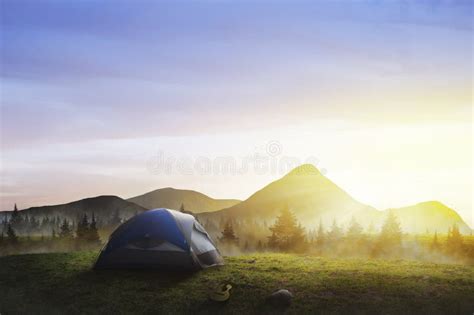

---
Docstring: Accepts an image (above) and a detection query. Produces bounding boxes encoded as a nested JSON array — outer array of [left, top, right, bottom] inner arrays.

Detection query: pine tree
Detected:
[[267, 231, 278, 248], [6, 224, 18, 244], [268, 206, 306, 251], [446, 224, 463, 254], [316, 219, 325, 248], [379, 211, 402, 246], [76, 214, 89, 241], [430, 231, 440, 251], [346, 217, 363, 239], [87, 213, 100, 243], [327, 219, 343, 242], [220, 221, 238, 244], [59, 219, 73, 239], [10, 203, 21, 226], [52, 228, 57, 239]]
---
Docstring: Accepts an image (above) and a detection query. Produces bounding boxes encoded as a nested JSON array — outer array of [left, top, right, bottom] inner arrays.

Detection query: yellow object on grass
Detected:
[[209, 284, 232, 302]]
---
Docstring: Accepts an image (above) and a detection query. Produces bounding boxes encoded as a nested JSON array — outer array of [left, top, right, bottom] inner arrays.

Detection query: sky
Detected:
[[0, 0, 472, 227]]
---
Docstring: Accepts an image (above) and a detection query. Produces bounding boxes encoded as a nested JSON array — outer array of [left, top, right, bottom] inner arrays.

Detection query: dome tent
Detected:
[[94, 208, 223, 270]]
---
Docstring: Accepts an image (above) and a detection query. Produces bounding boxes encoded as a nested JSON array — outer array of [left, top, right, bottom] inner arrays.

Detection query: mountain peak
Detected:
[[415, 201, 445, 208], [285, 164, 321, 177]]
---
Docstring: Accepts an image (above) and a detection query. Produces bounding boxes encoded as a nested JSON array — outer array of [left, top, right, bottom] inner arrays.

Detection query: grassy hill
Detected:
[[199, 164, 472, 235], [1, 252, 473, 314], [2, 165, 471, 237], [128, 187, 241, 213], [391, 201, 472, 234], [0, 195, 147, 221]]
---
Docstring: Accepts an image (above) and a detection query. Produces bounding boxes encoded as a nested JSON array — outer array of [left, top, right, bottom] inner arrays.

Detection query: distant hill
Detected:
[[127, 187, 241, 213], [0, 195, 146, 221], [391, 201, 472, 234], [199, 164, 381, 228], [1, 167, 470, 235], [199, 164, 472, 234]]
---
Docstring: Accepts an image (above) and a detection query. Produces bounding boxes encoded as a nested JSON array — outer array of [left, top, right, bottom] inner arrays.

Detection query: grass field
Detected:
[[0, 252, 473, 314]]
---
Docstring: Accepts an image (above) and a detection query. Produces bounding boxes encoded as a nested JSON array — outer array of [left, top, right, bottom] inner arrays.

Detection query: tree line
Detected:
[[0, 206, 129, 254], [216, 206, 473, 263], [2, 203, 472, 263], [1, 213, 100, 245]]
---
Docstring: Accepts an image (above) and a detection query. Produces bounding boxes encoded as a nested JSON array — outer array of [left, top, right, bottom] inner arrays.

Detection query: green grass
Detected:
[[0, 252, 473, 314]]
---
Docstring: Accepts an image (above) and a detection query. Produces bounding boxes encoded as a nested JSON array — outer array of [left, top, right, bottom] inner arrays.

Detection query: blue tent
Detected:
[[94, 209, 223, 270]]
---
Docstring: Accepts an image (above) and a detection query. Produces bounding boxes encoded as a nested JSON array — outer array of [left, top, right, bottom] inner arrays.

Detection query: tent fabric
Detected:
[[94, 208, 223, 270]]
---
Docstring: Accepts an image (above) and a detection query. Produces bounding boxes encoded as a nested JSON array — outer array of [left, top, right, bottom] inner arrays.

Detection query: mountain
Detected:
[[2, 167, 470, 235], [127, 187, 241, 213], [199, 164, 381, 228], [0, 195, 146, 221], [198, 164, 472, 234], [391, 201, 472, 234]]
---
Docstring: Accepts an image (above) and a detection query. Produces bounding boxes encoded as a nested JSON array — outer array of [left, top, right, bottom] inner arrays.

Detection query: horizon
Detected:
[[2, 162, 473, 230], [1, 1, 472, 228]]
